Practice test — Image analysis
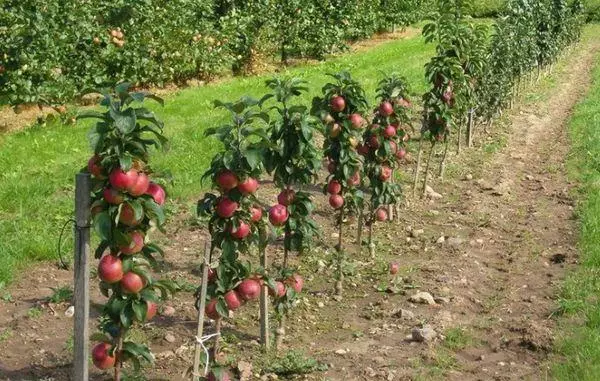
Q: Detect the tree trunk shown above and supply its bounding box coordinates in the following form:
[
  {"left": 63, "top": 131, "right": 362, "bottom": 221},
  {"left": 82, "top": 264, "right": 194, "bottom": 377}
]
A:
[
  {"left": 421, "top": 142, "right": 436, "bottom": 198},
  {"left": 335, "top": 208, "right": 344, "bottom": 297},
  {"left": 438, "top": 139, "right": 449, "bottom": 179},
  {"left": 412, "top": 138, "right": 424, "bottom": 198}
]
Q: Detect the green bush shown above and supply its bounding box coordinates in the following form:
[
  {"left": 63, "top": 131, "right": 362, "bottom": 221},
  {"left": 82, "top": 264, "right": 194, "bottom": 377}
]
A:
[{"left": 0, "top": 0, "right": 426, "bottom": 107}]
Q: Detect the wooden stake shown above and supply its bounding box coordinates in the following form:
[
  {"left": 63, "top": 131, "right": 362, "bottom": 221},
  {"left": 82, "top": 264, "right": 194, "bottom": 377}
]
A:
[
  {"left": 259, "top": 243, "right": 269, "bottom": 350},
  {"left": 335, "top": 208, "right": 344, "bottom": 297},
  {"left": 467, "top": 109, "right": 474, "bottom": 148},
  {"left": 192, "top": 242, "right": 211, "bottom": 381},
  {"left": 412, "top": 138, "right": 424, "bottom": 198},
  {"left": 356, "top": 207, "right": 363, "bottom": 251},
  {"left": 73, "top": 173, "right": 91, "bottom": 381}
]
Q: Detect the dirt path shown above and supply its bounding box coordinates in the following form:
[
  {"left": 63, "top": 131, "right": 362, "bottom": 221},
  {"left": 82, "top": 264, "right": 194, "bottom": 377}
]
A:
[{"left": 0, "top": 37, "right": 598, "bottom": 381}]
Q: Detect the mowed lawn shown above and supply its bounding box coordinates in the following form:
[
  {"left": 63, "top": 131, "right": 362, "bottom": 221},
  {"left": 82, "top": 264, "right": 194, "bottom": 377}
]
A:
[{"left": 0, "top": 31, "right": 434, "bottom": 284}]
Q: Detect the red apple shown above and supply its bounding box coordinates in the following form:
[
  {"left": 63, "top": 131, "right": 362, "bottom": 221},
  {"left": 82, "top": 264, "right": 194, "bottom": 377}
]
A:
[
  {"left": 389, "top": 262, "right": 399, "bottom": 275},
  {"left": 128, "top": 172, "right": 150, "bottom": 196},
  {"left": 237, "top": 279, "right": 261, "bottom": 300},
  {"left": 357, "top": 143, "right": 370, "bottom": 156},
  {"left": 348, "top": 171, "right": 361, "bottom": 187},
  {"left": 269, "top": 204, "right": 289, "bottom": 226},
  {"left": 146, "top": 301, "right": 157, "bottom": 321},
  {"left": 329, "top": 123, "right": 341, "bottom": 138},
  {"left": 396, "top": 147, "right": 407, "bottom": 160},
  {"left": 330, "top": 95, "right": 345, "bottom": 112},
  {"left": 368, "top": 135, "right": 380, "bottom": 149},
  {"left": 277, "top": 189, "right": 295, "bottom": 206},
  {"left": 383, "top": 125, "right": 396, "bottom": 138},
  {"left": 98, "top": 254, "right": 123, "bottom": 284},
  {"left": 224, "top": 290, "right": 243, "bottom": 311},
  {"left": 349, "top": 113, "right": 364, "bottom": 129},
  {"left": 376, "top": 208, "right": 388, "bottom": 222},
  {"left": 109, "top": 168, "right": 138, "bottom": 191},
  {"left": 329, "top": 194, "right": 344, "bottom": 209},
  {"left": 250, "top": 206, "right": 263, "bottom": 222},
  {"left": 120, "top": 230, "right": 145, "bottom": 255},
  {"left": 103, "top": 187, "right": 124, "bottom": 205},
  {"left": 216, "top": 170, "right": 238, "bottom": 191},
  {"left": 119, "top": 203, "right": 142, "bottom": 226},
  {"left": 120, "top": 272, "right": 144, "bottom": 294},
  {"left": 379, "top": 101, "right": 394, "bottom": 117},
  {"left": 145, "top": 182, "right": 166, "bottom": 205},
  {"left": 92, "top": 342, "right": 115, "bottom": 369},
  {"left": 327, "top": 180, "right": 342, "bottom": 195},
  {"left": 269, "top": 281, "right": 287, "bottom": 298},
  {"left": 216, "top": 197, "right": 238, "bottom": 218},
  {"left": 230, "top": 221, "right": 251, "bottom": 240},
  {"left": 205, "top": 298, "right": 220, "bottom": 320},
  {"left": 389, "top": 140, "right": 398, "bottom": 154},
  {"left": 286, "top": 274, "right": 304, "bottom": 293},
  {"left": 87, "top": 155, "right": 105, "bottom": 178},
  {"left": 238, "top": 177, "right": 258, "bottom": 195},
  {"left": 379, "top": 166, "right": 392, "bottom": 181}
]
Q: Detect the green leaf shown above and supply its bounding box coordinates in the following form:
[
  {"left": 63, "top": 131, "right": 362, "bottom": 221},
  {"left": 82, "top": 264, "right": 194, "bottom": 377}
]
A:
[
  {"left": 93, "top": 212, "right": 112, "bottom": 241},
  {"left": 111, "top": 108, "right": 137, "bottom": 134},
  {"left": 132, "top": 300, "right": 147, "bottom": 322},
  {"left": 142, "top": 199, "right": 166, "bottom": 226}
]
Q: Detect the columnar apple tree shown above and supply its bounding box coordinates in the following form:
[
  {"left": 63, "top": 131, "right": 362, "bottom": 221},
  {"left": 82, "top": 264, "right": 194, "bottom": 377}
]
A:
[
  {"left": 416, "top": 0, "right": 468, "bottom": 193},
  {"left": 81, "top": 84, "right": 176, "bottom": 379},
  {"left": 197, "top": 97, "right": 271, "bottom": 362},
  {"left": 262, "top": 77, "right": 321, "bottom": 347},
  {"left": 312, "top": 71, "right": 368, "bottom": 297},
  {"left": 360, "top": 74, "right": 408, "bottom": 256}
]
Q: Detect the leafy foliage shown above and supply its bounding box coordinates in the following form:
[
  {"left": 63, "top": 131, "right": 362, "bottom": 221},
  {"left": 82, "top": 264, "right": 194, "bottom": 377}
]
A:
[
  {"left": 0, "top": 0, "right": 425, "bottom": 107},
  {"left": 84, "top": 84, "right": 176, "bottom": 372}
]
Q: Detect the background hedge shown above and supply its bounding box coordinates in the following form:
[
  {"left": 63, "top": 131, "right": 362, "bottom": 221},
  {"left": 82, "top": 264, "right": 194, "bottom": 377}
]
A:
[{"left": 0, "top": 0, "right": 427, "bottom": 107}]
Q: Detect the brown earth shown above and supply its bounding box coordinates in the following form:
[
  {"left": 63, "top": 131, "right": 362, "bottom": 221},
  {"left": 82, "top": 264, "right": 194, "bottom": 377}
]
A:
[{"left": 0, "top": 35, "right": 599, "bottom": 381}]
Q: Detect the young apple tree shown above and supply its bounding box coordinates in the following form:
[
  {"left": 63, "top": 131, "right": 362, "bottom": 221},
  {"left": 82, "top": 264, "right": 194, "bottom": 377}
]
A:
[
  {"left": 197, "top": 96, "right": 272, "bottom": 367},
  {"left": 80, "top": 83, "right": 176, "bottom": 380},
  {"left": 262, "top": 77, "right": 321, "bottom": 348},
  {"left": 311, "top": 71, "right": 368, "bottom": 297}
]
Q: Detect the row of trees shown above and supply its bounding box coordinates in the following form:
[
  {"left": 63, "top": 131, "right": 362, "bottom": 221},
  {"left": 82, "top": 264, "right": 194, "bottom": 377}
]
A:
[
  {"left": 81, "top": 0, "right": 586, "bottom": 379},
  {"left": 0, "top": 0, "right": 428, "bottom": 107},
  {"left": 413, "top": 0, "right": 585, "bottom": 194}
]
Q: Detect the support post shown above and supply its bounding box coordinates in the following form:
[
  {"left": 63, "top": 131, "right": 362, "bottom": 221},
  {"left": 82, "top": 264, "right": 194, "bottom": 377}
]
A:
[
  {"left": 193, "top": 242, "right": 211, "bottom": 381},
  {"left": 73, "top": 173, "right": 91, "bottom": 381}
]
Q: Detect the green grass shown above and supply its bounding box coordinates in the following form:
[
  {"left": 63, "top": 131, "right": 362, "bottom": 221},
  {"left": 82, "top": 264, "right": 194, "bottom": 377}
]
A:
[
  {"left": 552, "top": 41, "right": 600, "bottom": 380},
  {"left": 0, "top": 30, "right": 434, "bottom": 284}
]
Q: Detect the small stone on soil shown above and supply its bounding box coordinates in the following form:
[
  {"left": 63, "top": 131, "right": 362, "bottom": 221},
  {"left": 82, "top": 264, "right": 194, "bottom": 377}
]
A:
[
  {"left": 161, "top": 305, "right": 176, "bottom": 316},
  {"left": 164, "top": 333, "right": 176, "bottom": 343},
  {"left": 64, "top": 305, "right": 74, "bottom": 318},
  {"left": 436, "top": 236, "right": 446, "bottom": 244},
  {"left": 409, "top": 291, "right": 436, "bottom": 305},
  {"left": 335, "top": 349, "right": 348, "bottom": 355},
  {"left": 411, "top": 325, "right": 437, "bottom": 342}
]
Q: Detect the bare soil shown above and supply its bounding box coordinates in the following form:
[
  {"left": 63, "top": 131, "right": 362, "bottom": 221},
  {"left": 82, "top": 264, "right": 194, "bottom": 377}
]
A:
[{"left": 0, "top": 37, "right": 599, "bottom": 381}]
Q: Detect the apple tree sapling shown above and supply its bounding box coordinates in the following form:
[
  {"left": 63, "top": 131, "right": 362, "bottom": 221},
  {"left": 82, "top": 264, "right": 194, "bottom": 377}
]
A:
[
  {"left": 311, "top": 71, "right": 368, "bottom": 297},
  {"left": 79, "top": 83, "right": 177, "bottom": 380},
  {"left": 360, "top": 74, "right": 407, "bottom": 256},
  {"left": 197, "top": 96, "right": 271, "bottom": 363},
  {"left": 262, "top": 77, "right": 322, "bottom": 348}
]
